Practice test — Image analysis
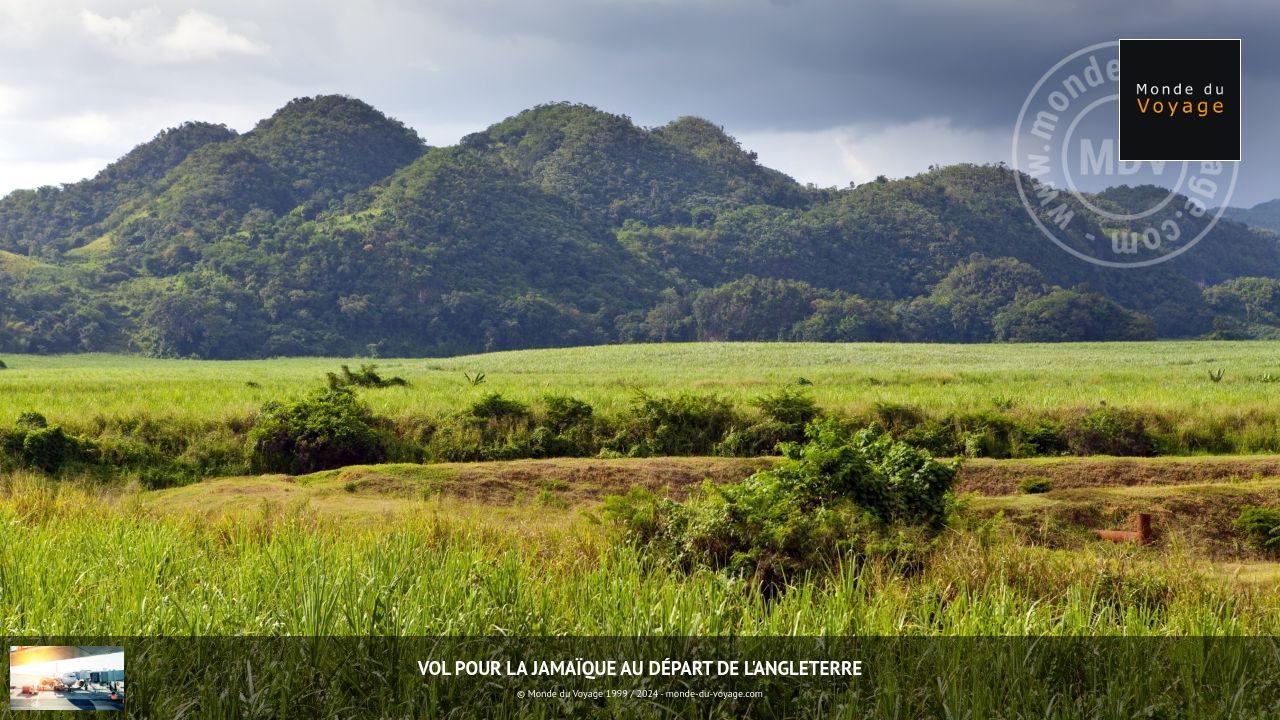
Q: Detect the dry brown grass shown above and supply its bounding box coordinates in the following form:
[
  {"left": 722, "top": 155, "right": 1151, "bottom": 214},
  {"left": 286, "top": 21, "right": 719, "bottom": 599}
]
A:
[
  {"left": 958, "top": 455, "right": 1280, "bottom": 494},
  {"left": 969, "top": 477, "right": 1280, "bottom": 561},
  {"left": 142, "top": 456, "right": 779, "bottom": 520}
]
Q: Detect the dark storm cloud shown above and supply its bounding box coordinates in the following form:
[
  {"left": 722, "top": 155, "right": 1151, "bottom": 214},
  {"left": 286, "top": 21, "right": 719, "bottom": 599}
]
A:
[
  {"left": 406, "top": 0, "right": 1280, "bottom": 130},
  {"left": 1, "top": 0, "right": 1276, "bottom": 203}
]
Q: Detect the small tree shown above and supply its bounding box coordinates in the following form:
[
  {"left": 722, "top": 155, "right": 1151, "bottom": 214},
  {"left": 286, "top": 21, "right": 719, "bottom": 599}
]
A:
[
  {"left": 605, "top": 420, "right": 959, "bottom": 592},
  {"left": 249, "top": 389, "right": 389, "bottom": 474}
]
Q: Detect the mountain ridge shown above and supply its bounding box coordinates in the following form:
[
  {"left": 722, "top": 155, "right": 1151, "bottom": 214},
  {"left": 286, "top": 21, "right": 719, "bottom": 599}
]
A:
[
  {"left": 1222, "top": 198, "right": 1280, "bottom": 234},
  {"left": 1, "top": 95, "right": 1278, "bottom": 357}
]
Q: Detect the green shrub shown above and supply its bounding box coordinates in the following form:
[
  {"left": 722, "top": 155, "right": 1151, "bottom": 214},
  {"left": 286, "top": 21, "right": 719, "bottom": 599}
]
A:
[
  {"left": 1, "top": 413, "right": 98, "bottom": 475},
  {"left": 422, "top": 394, "right": 540, "bottom": 462},
  {"left": 249, "top": 389, "right": 390, "bottom": 474},
  {"left": 16, "top": 411, "right": 47, "bottom": 430},
  {"left": 91, "top": 435, "right": 198, "bottom": 488},
  {"left": 1019, "top": 476, "right": 1053, "bottom": 494},
  {"left": 1017, "top": 418, "right": 1067, "bottom": 456},
  {"left": 607, "top": 392, "right": 740, "bottom": 457},
  {"left": 948, "top": 413, "right": 1012, "bottom": 459},
  {"left": 752, "top": 387, "right": 819, "bottom": 427},
  {"left": 21, "top": 425, "right": 94, "bottom": 474},
  {"left": 489, "top": 425, "right": 572, "bottom": 460},
  {"left": 0, "top": 359, "right": 7, "bottom": 369},
  {"left": 542, "top": 395, "right": 593, "bottom": 433},
  {"left": 717, "top": 387, "right": 822, "bottom": 455},
  {"left": 900, "top": 421, "right": 960, "bottom": 456},
  {"left": 604, "top": 420, "right": 959, "bottom": 592},
  {"left": 468, "top": 393, "right": 531, "bottom": 422},
  {"left": 896, "top": 413, "right": 1067, "bottom": 459},
  {"left": 1065, "top": 406, "right": 1155, "bottom": 456},
  {"left": 872, "top": 402, "right": 925, "bottom": 433},
  {"left": 0, "top": 427, "right": 24, "bottom": 464},
  {"left": 423, "top": 423, "right": 488, "bottom": 462},
  {"left": 1234, "top": 506, "right": 1280, "bottom": 555},
  {"left": 326, "top": 364, "right": 408, "bottom": 390},
  {"left": 716, "top": 419, "right": 796, "bottom": 457}
]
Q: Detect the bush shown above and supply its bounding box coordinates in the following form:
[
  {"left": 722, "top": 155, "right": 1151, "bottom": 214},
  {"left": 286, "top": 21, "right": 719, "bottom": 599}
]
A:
[
  {"left": 326, "top": 364, "right": 408, "bottom": 390},
  {"left": 1, "top": 412, "right": 96, "bottom": 474},
  {"left": 872, "top": 402, "right": 925, "bottom": 434},
  {"left": 249, "top": 389, "right": 390, "bottom": 474},
  {"left": 1017, "top": 418, "right": 1067, "bottom": 456},
  {"left": 0, "top": 359, "right": 7, "bottom": 369},
  {"left": 468, "top": 393, "right": 531, "bottom": 422},
  {"left": 1064, "top": 406, "right": 1155, "bottom": 456},
  {"left": 427, "top": 396, "right": 599, "bottom": 463},
  {"left": 1234, "top": 506, "right": 1280, "bottom": 555},
  {"left": 541, "top": 396, "right": 600, "bottom": 457},
  {"left": 900, "top": 421, "right": 960, "bottom": 456},
  {"left": 604, "top": 420, "right": 959, "bottom": 592},
  {"left": 0, "top": 428, "right": 23, "bottom": 464},
  {"left": 716, "top": 419, "right": 796, "bottom": 457},
  {"left": 718, "top": 387, "right": 821, "bottom": 455},
  {"left": 607, "top": 392, "right": 740, "bottom": 457},
  {"left": 752, "top": 387, "right": 819, "bottom": 428},
  {"left": 21, "top": 426, "right": 95, "bottom": 474},
  {"left": 1019, "top": 476, "right": 1053, "bottom": 494},
  {"left": 542, "top": 395, "right": 593, "bottom": 434},
  {"left": 16, "top": 411, "right": 47, "bottom": 430},
  {"left": 420, "top": 394, "right": 539, "bottom": 462},
  {"left": 952, "top": 411, "right": 1018, "bottom": 458}
]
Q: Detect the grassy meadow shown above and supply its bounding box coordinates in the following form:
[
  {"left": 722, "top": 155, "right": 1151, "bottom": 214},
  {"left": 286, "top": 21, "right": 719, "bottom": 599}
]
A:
[
  {"left": 3, "top": 471, "right": 1278, "bottom": 638},
  {"left": 2, "top": 342, "right": 1279, "bottom": 646},
  {"left": 4, "top": 341, "right": 1280, "bottom": 428},
  {"left": 9, "top": 468, "right": 1278, "bottom": 717}
]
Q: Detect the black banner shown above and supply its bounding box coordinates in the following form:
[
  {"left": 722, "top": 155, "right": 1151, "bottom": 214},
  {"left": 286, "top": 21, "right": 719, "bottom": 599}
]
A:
[{"left": 5, "top": 636, "right": 1280, "bottom": 718}]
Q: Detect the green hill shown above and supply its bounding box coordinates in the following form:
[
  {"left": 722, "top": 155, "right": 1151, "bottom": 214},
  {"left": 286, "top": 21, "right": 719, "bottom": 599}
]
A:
[
  {"left": 0, "top": 121, "right": 236, "bottom": 255},
  {"left": 2, "top": 96, "right": 1279, "bottom": 357},
  {"left": 466, "top": 104, "right": 813, "bottom": 225}
]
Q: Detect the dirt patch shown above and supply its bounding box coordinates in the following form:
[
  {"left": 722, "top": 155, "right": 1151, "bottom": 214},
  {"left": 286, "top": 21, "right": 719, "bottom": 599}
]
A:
[
  {"left": 959, "top": 456, "right": 1280, "bottom": 495},
  {"left": 433, "top": 456, "right": 779, "bottom": 505},
  {"left": 289, "top": 456, "right": 780, "bottom": 506}
]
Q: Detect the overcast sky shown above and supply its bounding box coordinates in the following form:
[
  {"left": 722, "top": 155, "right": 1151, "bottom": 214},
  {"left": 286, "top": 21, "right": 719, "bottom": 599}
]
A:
[{"left": 1, "top": 0, "right": 1277, "bottom": 206}]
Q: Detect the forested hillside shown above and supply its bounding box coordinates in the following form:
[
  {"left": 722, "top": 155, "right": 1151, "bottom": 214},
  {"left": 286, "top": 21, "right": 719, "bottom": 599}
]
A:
[{"left": 2, "top": 96, "right": 1278, "bottom": 357}]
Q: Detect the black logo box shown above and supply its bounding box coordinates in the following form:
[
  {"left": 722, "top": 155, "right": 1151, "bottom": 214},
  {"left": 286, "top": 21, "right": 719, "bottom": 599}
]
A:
[{"left": 1119, "top": 39, "right": 1241, "bottom": 162}]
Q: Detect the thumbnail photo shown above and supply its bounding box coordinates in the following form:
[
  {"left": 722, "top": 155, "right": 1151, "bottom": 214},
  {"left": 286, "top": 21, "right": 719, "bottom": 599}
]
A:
[{"left": 9, "top": 646, "right": 124, "bottom": 712}]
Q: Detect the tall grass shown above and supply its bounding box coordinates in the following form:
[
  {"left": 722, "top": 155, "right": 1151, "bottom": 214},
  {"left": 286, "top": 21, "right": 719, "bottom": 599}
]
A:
[
  {"left": 3, "top": 474, "right": 1276, "bottom": 637},
  {"left": 6, "top": 343, "right": 1280, "bottom": 465},
  {"left": 2, "top": 341, "right": 1280, "bottom": 425}
]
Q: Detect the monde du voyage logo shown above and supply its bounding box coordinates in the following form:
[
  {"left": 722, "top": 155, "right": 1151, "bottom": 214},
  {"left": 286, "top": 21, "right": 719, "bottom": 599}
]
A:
[{"left": 1013, "top": 39, "right": 1241, "bottom": 268}]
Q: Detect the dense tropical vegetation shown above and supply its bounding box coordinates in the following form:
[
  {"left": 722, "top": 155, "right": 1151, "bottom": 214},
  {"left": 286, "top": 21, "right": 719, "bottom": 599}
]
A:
[{"left": 3, "top": 96, "right": 1280, "bottom": 357}]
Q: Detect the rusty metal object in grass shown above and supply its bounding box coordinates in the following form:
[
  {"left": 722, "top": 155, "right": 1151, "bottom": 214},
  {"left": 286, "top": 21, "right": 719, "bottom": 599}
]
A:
[{"left": 1097, "top": 513, "right": 1153, "bottom": 545}]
